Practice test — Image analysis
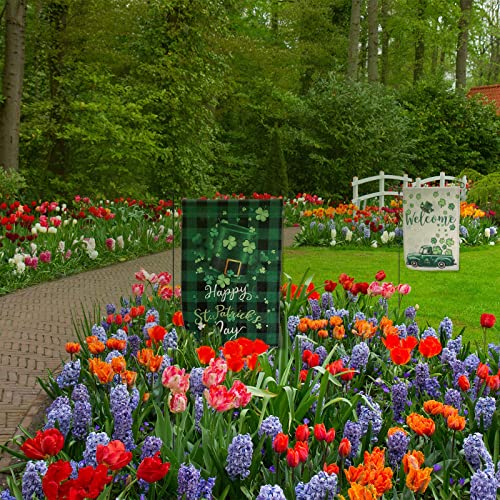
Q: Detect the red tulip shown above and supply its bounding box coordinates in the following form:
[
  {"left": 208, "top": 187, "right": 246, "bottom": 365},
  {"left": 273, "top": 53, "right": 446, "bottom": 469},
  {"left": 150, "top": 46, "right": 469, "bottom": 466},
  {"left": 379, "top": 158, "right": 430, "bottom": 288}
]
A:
[
  {"left": 324, "top": 280, "right": 337, "bottom": 292},
  {"left": 375, "top": 270, "right": 386, "bottom": 281},
  {"left": 480, "top": 313, "right": 496, "bottom": 329},
  {"left": 96, "top": 440, "right": 132, "bottom": 470},
  {"left": 295, "top": 424, "right": 310, "bottom": 442},
  {"left": 418, "top": 337, "right": 442, "bottom": 358},
  {"left": 286, "top": 448, "right": 300, "bottom": 468},
  {"left": 314, "top": 423, "right": 327, "bottom": 441},
  {"left": 294, "top": 441, "right": 309, "bottom": 463},
  {"left": 21, "top": 428, "right": 64, "bottom": 460},
  {"left": 136, "top": 452, "right": 170, "bottom": 483},
  {"left": 338, "top": 438, "right": 351, "bottom": 458},
  {"left": 458, "top": 375, "right": 470, "bottom": 391},
  {"left": 272, "top": 433, "right": 289, "bottom": 454}
]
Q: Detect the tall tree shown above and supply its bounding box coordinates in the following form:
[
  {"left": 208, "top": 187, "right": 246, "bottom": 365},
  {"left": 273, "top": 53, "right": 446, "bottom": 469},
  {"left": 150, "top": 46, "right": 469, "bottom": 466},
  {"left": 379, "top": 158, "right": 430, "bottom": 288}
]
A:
[
  {"left": 347, "top": 0, "right": 362, "bottom": 80},
  {"left": 380, "top": 0, "right": 390, "bottom": 84},
  {"left": 456, "top": 0, "right": 473, "bottom": 89},
  {"left": 0, "top": 0, "right": 27, "bottom": 171},
  {"left": 367, "top": 0, "right": 378, "bottom": 82},
  {"left": 413, "top": 0, "right": 426, "bottom": 83}
]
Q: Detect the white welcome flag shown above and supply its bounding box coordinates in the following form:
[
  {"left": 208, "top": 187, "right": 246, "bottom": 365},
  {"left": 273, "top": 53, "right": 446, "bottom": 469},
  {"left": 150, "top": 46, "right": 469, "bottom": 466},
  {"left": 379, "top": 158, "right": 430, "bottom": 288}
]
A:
[{"left": 403, "top": 187, "right": 460, "bottom": 271}]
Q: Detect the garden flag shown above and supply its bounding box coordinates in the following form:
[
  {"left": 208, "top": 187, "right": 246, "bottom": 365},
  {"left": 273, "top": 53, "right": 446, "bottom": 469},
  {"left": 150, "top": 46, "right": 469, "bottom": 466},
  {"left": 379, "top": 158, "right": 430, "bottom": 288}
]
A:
[
  {"left": 181, "top": 199, "right": 283, "bottom": 344},
  {"left": 403, "top": 187, "right": 460, "bottom": 271}
]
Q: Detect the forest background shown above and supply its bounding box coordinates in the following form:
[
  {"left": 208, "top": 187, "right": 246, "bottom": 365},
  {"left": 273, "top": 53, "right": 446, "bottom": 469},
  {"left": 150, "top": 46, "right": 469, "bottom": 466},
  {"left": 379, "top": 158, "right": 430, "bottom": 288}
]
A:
[{"left": 0, "top": 0, "right": 499, "bottom": 202}]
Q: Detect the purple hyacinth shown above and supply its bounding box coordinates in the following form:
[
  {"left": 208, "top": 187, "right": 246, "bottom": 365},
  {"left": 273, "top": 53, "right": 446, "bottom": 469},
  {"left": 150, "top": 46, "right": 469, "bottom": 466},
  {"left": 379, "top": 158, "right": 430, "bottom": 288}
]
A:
[
  {"left": 321, "top": 292, "right": 334, "bottom": 311},
  {"left": 388, "top": 431, "right": 410, "bottom": 468},
  {"left": 177, "top": 463, "right": 200, "bottom": 500},
  {"left": 110, "top": 384, "right": 135, "bottom": 450},
  {"left": 130, "top": 387, "right": 140, "bottom": 411},
  {"left": 309, "top": 299, "right": 321, "bottom": 320},
  {"left": 413, "top": 362, "right": 430, "bottom": 394},
  {"left": 163, "top": 328, "right": 178, "bottom": 350},
  {"left": 106, "top": 304, "right": 116, "bottom": 315},
  {"left": 21, "top": 460, "right": 47, "bottom": 500},
  {"left": 56, "top": 359, "right": 81, "bottom": 389},
  {"left": 475, "top": 397, "right": 497, "bottom": 429},
  {"left": 105, "top": 350, "right": 125, "bottom": 363},
  {"left": 406, "top": 322, "right": 419, "bottom": 337},
  {"left": 463, "top": 433, "right": 493, "bottom": 470},
  {"left": 425, "top": 377, "right": 442, "bottom": 399},
  {"left": 0, "top": 489, "right": 16, "bottom": 500},
  {"left": 190, "top": 367, "right": 205, "bottom": 396},
  {"left": 446, "top": 335, "right": 462, "bottom": 355},
  {"left": 197, "top": 477, "right": 215, "bottom": 499},
  {"left": 465, "top": 354, "right": 480, "bottom": 373},
  {"left": 392, "top": 382, "right": 409, "bottom": 422},
  {"left": 350, "top": 342, "right": 370, "bottom": 371},
  {"left": 82, "top": 432, "right": 110, "bottom": 466},
  {"left": 92, "top": 324, "right": 107, "bottom": 342},
  {"left": 256, "top": 484, "right": 286, "bottom": 500},
  {"left": 421, "top": 327, "right": 437, "bottom": 339},
  {"left": 127, "top": 335, "right": 141, "bottom": 357},
  {"left": 295, "top": 471, "right": 338, "bottom": 500},
  {"left": 444, "top": 389, "right": 462, "bottom": 411},
  {"left": 315, "top": 346, "right": 328, "bottom": 365},
  {"left": 396, "top": 324, "right": 407, "bottom": 338},
  {"left": 287, "top": 315, "right": 300, "bottom": 338},
  {"left": 358, "top": 396, "right": 382, "bottom": 439},
  {"left": 141, "top": 436, "right": 163, "bottom": 460},
  {"left": 439, "top": 317, "right": 453, "bottom": 339},
  {"left": 113, "top": 328, "right": 128, "bottom": 341},
  {"left": 440, "top": 348, "right": 456, "bottom": 365},
  {"left": 44, "top": 396, "right": 72, "bottom": 437},
  {"left": 343, "top": 420, "right": 362, "bottom": 457},
  {"left": 71, "top": 384, "right": 92, "bottom": 440},
  {"left": 470, "top": 468, "right": 498, "bottom": 500},
  {"left": 404, "top": 306, "right": 416, "bottom": 320},
  {"left": 225, "top": 434, "right": 253, "bottom": 480},
  {"left": 194, "top": 395, "right": 204, "bottom": 431},
  {"left": 258, "top": 415, "right": 283, "bottom": 441}
]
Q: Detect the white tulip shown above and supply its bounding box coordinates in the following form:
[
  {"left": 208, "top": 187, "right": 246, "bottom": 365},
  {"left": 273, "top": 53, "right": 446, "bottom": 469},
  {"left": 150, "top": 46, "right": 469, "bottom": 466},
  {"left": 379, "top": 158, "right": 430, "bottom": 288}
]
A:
[
  {"left": 48, "top": 227, "right": 57, "bottom": 234},
  {"left": 88, "top": 250, "right": 98, "bottom": 260}
]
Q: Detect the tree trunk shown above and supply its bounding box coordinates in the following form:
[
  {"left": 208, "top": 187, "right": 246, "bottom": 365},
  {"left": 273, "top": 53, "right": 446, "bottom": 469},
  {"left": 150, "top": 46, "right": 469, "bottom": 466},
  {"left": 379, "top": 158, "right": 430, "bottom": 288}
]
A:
[
  {"left": 347, "top": 0, "right": 362, "bottom": 80},
  {"left": 380, "top": 0, "right": 390, "bottom": 85},
  {"left": 0, "top": 0, "right": 27, "bottom": 172},
  {"left": 413, "top": 0, "right": 425, "bottom": 84},
  {"left": 455, "top": 0, "right": 472, "bottom": 90},
  {"left": 367, "top": 0, "right": 378, "bottom": 82}
]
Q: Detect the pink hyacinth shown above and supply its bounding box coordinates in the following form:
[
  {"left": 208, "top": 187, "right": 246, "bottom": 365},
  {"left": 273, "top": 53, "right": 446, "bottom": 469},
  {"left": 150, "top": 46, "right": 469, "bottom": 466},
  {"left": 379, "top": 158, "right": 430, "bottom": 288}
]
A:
[{"left": 39, "top": 250, "right": 52, "bottom": 264}]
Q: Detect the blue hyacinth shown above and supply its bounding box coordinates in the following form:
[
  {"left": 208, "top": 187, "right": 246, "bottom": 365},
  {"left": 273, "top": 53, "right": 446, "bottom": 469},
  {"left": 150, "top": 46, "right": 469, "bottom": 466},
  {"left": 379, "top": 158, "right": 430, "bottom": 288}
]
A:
[
  {"left": 475, "top": 397, "right": 497, "bottom": 429},
  {"left": 177, "top": 463, "right": 201, "bottom": 500},
  {"left": 388, "top": 431, "right": 410, "bottom": 468},
  {"left": 71, "top": 384, "right": 92, "bottom": 440},
  {"left": 82, "top": 432, "right": 110, "bottom": 466},
  {"left": 350, "top": 342, "right": 370, "bottom": 371},
  {"left": 21, "top": 460, "right": 47, "bottom": 500},
  {"left": 225, "top": 434, "right": 253, "bottom": 480},
  {"left": 44, "top": 396, "right": 72, "bottom": 437},
  {"left": 56, "top": 359, "right": 81, "bottom": 389},
  {"left": 256, "top": 484, "right": 287, "bottom": 500},
  {"left": 259, "top": 415, "right": 283, "bottom": 441},
  {"left": 463, "top": 433, "right": 493, "bottom": 471},
  {"left": 470, "top": 468, "right": 498, "bottom": 500},
  {"left": 392, "top": 382, "right": 409, "bottom": 423},
  {"left": 110, "top": 384, "right": 135, "bottom": 450},
  {"left": 343, "top": 420, "right": 362, "bottom": 457},
  {"left": 141, "top": 436, "right": 163, "bottom": 460}
]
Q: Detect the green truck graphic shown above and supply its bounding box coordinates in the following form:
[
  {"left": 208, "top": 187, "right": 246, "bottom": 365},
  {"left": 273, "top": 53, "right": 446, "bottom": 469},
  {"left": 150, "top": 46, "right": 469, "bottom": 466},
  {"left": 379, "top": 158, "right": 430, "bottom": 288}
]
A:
[{"left": 406, "top": 245, "right": 455, "bottom": 269}]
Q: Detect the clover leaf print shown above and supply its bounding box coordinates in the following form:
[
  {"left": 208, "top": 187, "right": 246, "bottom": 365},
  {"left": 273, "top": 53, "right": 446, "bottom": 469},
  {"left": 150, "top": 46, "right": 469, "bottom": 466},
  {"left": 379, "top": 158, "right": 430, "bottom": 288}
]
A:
[
  {"left": 223, "top": 235, "right": 237, "bottom": 250},
  {"left": 255, "top": 207, "right": 269, "bottom": 222},
  {"left": 243, "top": 240, "right": 256, "bottom": 254},
  {"left": 204, "top": 274, "right": 215, "bottom": 285},
  {"left": 209, "top": 228, "right": 218, "bottom": 238},
  {"left": 217, "top": 274, "right": 230, "bottom": 288}
]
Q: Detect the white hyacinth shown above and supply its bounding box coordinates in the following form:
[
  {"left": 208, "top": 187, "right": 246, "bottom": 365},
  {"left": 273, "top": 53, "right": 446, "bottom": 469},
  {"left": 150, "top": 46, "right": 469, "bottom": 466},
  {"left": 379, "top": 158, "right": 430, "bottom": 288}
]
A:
[
  {"left": 381, "top": 231, "right": 389, "bottom": 244},
  {"left": 88, "top": 250, "right": 98, "bottom": 260},
  {"left": 331, "top": 229, "right": 337, "bottom": 239},
  {"left": 484, "top": 228, "right": 491, "bottom": 238},
  {"left": 345, "top": 229, "right": 353, "bottom": 242},
  {"left": 116, "top": 236, "right": 124, "bottom": 249}
]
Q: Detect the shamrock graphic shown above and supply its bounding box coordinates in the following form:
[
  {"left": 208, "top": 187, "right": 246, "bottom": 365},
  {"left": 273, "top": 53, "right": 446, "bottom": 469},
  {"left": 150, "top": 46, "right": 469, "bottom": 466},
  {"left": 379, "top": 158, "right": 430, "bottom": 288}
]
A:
[
  {"left": 255, "top": 207, "right": 269, "bottom": 222},
  {"left": 217, "top": 274, "right": 230, "bottom": 288},
  {"left": 223, "top": 235, "right": 237, "bottom": 250},
  {"left": 204, "top": 274, "right": 215, "bottom": 285},
  {"left": 243, "top": 240, "right": 256, "bottom": 254}
]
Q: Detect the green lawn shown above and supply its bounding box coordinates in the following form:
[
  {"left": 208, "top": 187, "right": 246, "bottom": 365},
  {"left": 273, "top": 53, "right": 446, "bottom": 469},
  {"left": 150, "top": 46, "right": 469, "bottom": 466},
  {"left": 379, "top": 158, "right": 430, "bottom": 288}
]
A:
[{"left": 283, "top": 244, "right": 500, "bottom": 345}]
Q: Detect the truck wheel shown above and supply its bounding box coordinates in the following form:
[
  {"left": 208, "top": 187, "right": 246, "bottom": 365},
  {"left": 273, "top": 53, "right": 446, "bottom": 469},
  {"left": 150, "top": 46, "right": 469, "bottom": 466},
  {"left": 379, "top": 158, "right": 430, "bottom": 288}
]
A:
[
  {"left": 437, "top": 261, "right": 446, "bottom": 269},
  {"left": 411, "top": 260, "right": 418, "bottom": 268}
]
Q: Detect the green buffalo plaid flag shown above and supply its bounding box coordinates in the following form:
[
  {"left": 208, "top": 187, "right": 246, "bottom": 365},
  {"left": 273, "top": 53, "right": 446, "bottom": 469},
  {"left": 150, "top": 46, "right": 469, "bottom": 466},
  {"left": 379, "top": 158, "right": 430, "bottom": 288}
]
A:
[{"left": 181, "top": 199, "right": 283, "bottom": 345}]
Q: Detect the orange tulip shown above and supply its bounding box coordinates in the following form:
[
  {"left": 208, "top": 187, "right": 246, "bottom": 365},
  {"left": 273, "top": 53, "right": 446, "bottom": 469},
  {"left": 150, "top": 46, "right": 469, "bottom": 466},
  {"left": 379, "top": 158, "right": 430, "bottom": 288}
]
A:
[
  {"left": 447, "top": 414, "right": 466, "bottom": 431},
  {"left": 120, "top": 370, "right": 137, "bottom": 387},
  {"left": 148, "top": 355, "right": 163, "bottom": 373},
  {"left": 88, "top": 341, "right": 105, "bottom": 355},
  {"left": 330, "top": 316, "right": 343, "bottom": 327},
  {"left": 406, "top": 464, "right": 432, "bottom": 493},
  {"left": 406, "top": 413, "right": 435, "bottom": 436},
  {"left": 106, "top": 338, "right": 127, "bottom": 351},
  {"left": 333, "top": 325, "right": 346, "bottom": 340},
  {"left": 65, "top": 342, "right": 81, "bottom": 355},
  {"left": 111, "top": 356, "right": 126, "bottom": 374},
  {"left": 318, "top": 329, "right": 329, "bottom": 339},
  {"left": 442, "top": 405, "right": 459, "bottom": 419},
  {"left": 137, "top": 348, "right": 154, "bottom": 366},
  {"left": 347, "top": 483, "right": 378, "bottom": 500},
  {"left": 387, "top": 427, "right": 407, "bottom": 437},
  {"left": 402, "top": 451, "right": 425, "bottom": 474},
  {"left": 148, "top": 325, "right": 167, "bottom": 343},
  {"left": 89, "top": 358, "right": 114, "bottom": 384},
  {"left": 423, "top": 400, "right": 444, "bottom": 416}
]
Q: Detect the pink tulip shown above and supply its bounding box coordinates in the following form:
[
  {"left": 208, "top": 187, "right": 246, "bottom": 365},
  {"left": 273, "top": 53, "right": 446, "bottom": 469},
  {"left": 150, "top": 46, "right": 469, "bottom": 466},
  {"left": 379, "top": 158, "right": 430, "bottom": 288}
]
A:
[
  {"left": 202, "top": 358, "right": 227, "bottom": 387},
  {"left": 397, "top": 283, "right": 411, "bottom": 295},
  {"left": 132, "top": 284, "right": 144, "bottom": 296},
  {"left": 106, "top": 238, "right": 116, "bottom": 251},
  {"left": 162, "top": 366, "right": 190, "bottom": 394},
  {"left": 168, "top": 393, "right": 188, "bottom": 413}
]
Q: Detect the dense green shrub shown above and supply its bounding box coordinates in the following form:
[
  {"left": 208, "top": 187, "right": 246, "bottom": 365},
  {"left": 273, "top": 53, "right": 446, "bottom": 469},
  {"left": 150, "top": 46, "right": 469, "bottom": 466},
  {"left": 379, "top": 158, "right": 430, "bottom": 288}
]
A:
[{"left": 467, "top": 171, "right": 500, "bottom": 221}]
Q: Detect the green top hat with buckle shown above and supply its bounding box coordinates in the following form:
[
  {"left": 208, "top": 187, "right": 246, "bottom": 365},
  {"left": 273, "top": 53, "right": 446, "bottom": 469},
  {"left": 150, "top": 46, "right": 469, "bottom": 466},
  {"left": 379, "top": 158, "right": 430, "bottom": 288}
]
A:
[{"left": 210, "top": 221, "right": 257, "bottom": 277}]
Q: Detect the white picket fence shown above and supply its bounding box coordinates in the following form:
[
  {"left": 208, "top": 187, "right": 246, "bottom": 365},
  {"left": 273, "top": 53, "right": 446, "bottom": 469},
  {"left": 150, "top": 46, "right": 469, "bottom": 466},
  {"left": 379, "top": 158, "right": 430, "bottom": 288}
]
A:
[{"left": 351, "top": 171, "right": 468, "bottom": 208}]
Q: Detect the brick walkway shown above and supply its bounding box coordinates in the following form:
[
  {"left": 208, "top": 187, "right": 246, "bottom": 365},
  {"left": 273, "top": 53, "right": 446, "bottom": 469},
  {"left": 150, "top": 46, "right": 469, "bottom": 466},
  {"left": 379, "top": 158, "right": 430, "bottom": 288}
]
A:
[{"left": 0, "top": 227, "right": 299, "bottom": 468}]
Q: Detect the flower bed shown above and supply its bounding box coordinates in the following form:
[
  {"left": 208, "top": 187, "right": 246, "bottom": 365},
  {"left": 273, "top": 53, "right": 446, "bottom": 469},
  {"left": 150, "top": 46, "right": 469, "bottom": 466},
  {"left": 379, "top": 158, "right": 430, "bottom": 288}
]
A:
[
  {"left": 0, "top": 197, "right": 180, "bottom": 294},
  {"left": 1, "top": 270, "right": 498, "bottom": 499}
]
